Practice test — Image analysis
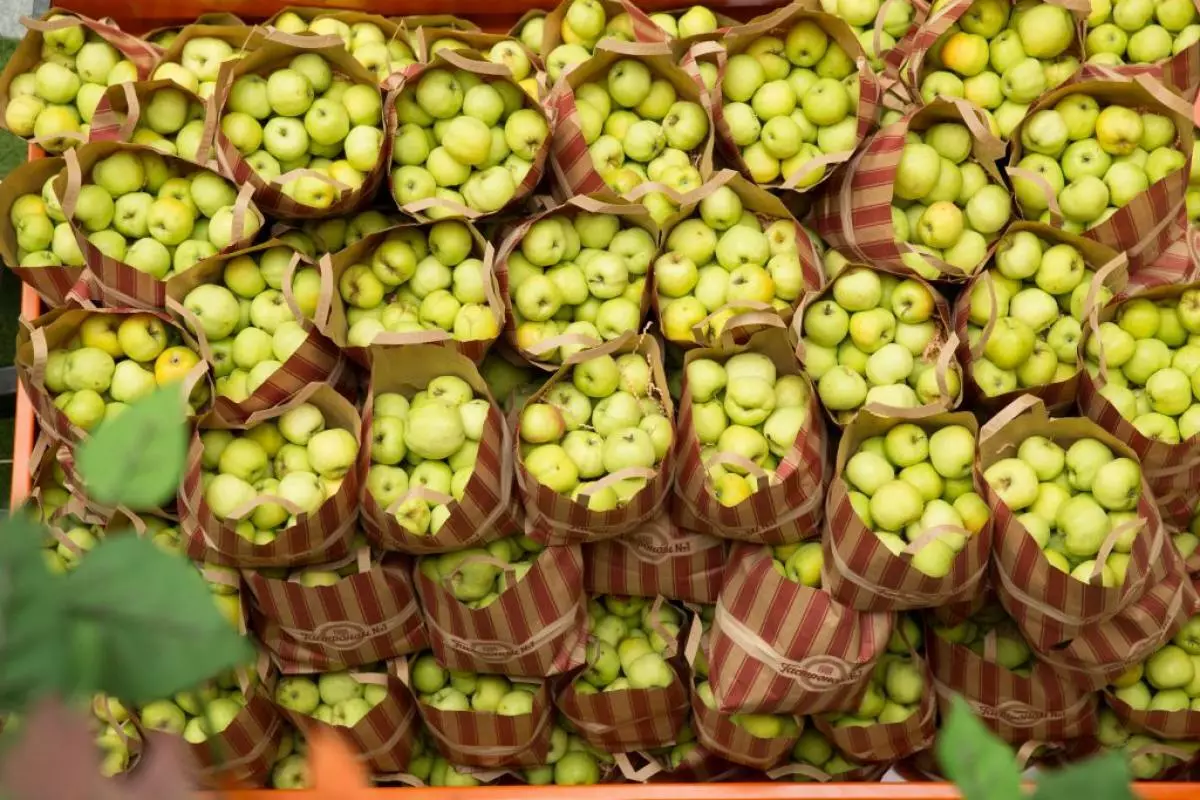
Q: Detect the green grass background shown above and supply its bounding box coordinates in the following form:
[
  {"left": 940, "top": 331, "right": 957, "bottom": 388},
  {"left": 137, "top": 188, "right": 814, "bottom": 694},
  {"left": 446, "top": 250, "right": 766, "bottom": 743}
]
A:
[{"left": 1, "top": 36, "right": 29, "bottom": 504}]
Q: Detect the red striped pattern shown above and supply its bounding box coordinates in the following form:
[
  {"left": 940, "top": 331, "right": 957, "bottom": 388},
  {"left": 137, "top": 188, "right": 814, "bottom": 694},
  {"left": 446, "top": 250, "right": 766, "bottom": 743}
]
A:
[
  {"left": 690, "top": 686, "right": 796, "bottom": 770},
  {"left": 555, "top": 658, "right": 691, "bottom": 751},
  {"left": 188, "top": 676, "right": 287, "bottom": 788},
  {"left": 1106, "top": 679, "right": 1200, "bottom": 740},
  {"left": 583, "top": 512, "right": 727, "bottom": 604}
]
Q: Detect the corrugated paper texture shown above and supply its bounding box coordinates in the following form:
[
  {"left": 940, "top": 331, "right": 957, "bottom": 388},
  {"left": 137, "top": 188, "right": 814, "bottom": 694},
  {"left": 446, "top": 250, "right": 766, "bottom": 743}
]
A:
[{"left": 584, "top": 512, "right": 727, "bottom": 604}]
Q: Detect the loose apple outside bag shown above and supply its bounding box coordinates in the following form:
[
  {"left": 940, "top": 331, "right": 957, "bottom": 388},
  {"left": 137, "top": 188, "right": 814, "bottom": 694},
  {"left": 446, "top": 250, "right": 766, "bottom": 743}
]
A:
[{"left": 0, "top": 156, "right": 85, "bottom": 307}]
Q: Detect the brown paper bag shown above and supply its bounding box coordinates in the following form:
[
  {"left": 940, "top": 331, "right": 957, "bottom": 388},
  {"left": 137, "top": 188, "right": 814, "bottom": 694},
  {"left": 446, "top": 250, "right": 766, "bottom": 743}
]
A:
[
  {"left": 537, "top": 0, "right": 646, "bottom": 68},
  {"left": 165, "top": 239, "right": 350, "bottom": 427},
  {"left": 245, "top": 550, "right": 428, "bottom": 674},
  {"left": 179, "top": 383, "right": 361, "bottom": 568},
  {"left": 1006, "top": 76, "right": 1195, "bottom": 272},
  {"left": 358, "top": 345, "right": 520, "bottom": 555},
  {"left": 210, "top": 30, "right": 390, "bottom": 219},
  {"left": 382, "top": 48, "right": 552, "bottom": 221},
  {"left": 584, "top": 512, "right": 727, "bottom": 604},
  {"left": 673, "top": 324, "right": 829, "bottom": 545},
  {"left": 1125, "top": 219, "right": 1200, "bottom": 293},
  {"left": 87, "top": 79, "right": 214, "bottom": 166},
  {"left": 309, "top": 222, "right": 503, "bottom": 369},
  {"left": 708, "top": 6, "right": 881, "bottom": 194},
  {"left": 0, "top": 155, "right": 85, "bottom": 307},
  {"left": 493, "top": 193, "right": 657, "bottom": 369},
  {"left": 822, "top": 410, "right": 990, "bottom": 611},
  {"left": 52, "top": 142, "right": 264, "bottom": 310},
  {"left": 812, "top": 98, "right": 1007, "bottom": 282},
  {"left": 1076, "top": 45, "right": 1200, "bottom": 118},
  {"left": 0, "top": 12, "right": 158, "bottom": 152},
  {"left": 614, "top": 0, "right": 741, "bottom": 47},
  {"left": 952, "top": 223, "right": 1127, "bottom": 415},
  {"left": 415, "top": 544, "right": 587, "bottom": 677},
  {"left": 515, "top": 333, "right": 676, "bottom": 546},
  {"left": 708, "top": 544, "right": 894, "bottom": 715},
  {"left": 143, "top": 14, "right": 246, "bottom": 46},
  {"left": 1078, "top": 282, "right": 1200, "bottom": 530},
  {"left": 979, "top": 395, "right": 1176, "bottom": 651},
  {"left": 1106, "top": 679, "right": 1200, "bottom": 741},
  {"left": 412, "top": 28, "right": 544, "bottom": 97}
]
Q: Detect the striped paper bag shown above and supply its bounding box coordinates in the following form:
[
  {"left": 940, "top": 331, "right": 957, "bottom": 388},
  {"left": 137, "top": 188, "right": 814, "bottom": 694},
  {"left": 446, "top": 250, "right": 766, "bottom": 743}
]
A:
[
  {"left": 358, "top": 344, "right": 521, "bottom": 555},
  {"left": 1076, "top": 42, "right": 1200, "bottom": 109},
  {"left": 87, "top": 79, "right": 214, "bottom": 166},
  {"left": 179, "top": 383, "right": 361, "bottom": 568},
  {"left": 980, "top": 396, "right": 1176, "bottom": 650},
  {"left": 584, "top": 512, "right": 727, "bottom": 604},
  {"left": 708, "top": 544, "right": 895, "bottom": 715},
  {"left": 615, "top": 0, "right": 741, "bottom": 47},
  {"left": 672, "top": 323, "right": 829, "bottom": 545},
  {"left": 414, "top": 544, "right": 588, "bottom": 678},
  {"left": 1106, "top": 660, "right": 1200, "bottom": 741},
  {"left": 0, "top": 156, "right": 83, "bottom": 307},
  {"left": 142, "top": 13, "right": 246, "bottom": 46},
  {"left": 822, "top": 410, "right": 990, "bottom": 611},
  {"left": 1125, "top": 219, "right": 1200, "bottom": 292}
]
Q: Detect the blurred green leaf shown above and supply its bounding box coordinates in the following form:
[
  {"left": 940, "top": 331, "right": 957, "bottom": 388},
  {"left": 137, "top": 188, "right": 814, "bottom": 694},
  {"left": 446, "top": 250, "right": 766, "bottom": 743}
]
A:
[
  {"left": 75, "top": 386, "right": 187, "bottom": 510},
  {"left": 64, "top": 536, "right": 252, "bottom": 704},
  {"left": 1032, "top": 751, "right": 1135, "bottom": 800},
  {"left": 937, "top": 696, "right": 1023, "bottom": 800}
]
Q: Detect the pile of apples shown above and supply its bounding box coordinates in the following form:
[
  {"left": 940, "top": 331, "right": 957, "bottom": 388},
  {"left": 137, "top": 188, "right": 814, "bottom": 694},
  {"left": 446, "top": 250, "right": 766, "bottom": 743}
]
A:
[
  {"left": 1082, "top": 292, "right": 1200, "bottom": 444},
  {"left": 696, "top": 674, "right": 800, "bottom": 739},
  {"left": 274, "top": 669, "right": 390, "bottom": 728},
  {"left": 1086, "top": 0, "right": 1199, "bottom": 66},
  {"left": 826, "top": 616, "right": 926, "bottom": 726},
  {"left": 656, "top": 185, "right": 806, "bottom": 344},
  {"left": 963, "top": 232, "right": 1100, "bottom": 396},
  {"left": 152, "top": 36, "right": 243, "bottom": 99},
  {"left": 505, "top": 211, "right": 655, "bottom": 361},
  {"left": 219, "top": 53, "right": 386, "bottom": 207},
  {"left": 417, "top": 535, "right": 544, "bottom": 607},
  {"left": 3, "top": 16, "right": 140, "bottom": 151},
  {"left": 524, "top": 720, "right": 610, "bottom": 786},
  {"left": 366, "top": 376, "right": 488, "bottom": 537},
  {"left": 1096, "top": 705, "right": 1200, "bottom": 779},
  {"left": 519, "top": 352, "right": 672, "bottom": 509},
  {"left": 200, "top": 405, "right": 359, "bottom": 542},
  {"left": 787, "top": 726, "right": 863, "bottom": 779},
  {"left": 799, "top": 267, "right": 960, "bottom": 418},
  {"left": 577, "top": 595, "right": 680, "bottom": 693},
  {"left": 299, "top": 208, "right": 399, "bottom": 254},
  {"left": 572, "top": 58, "right": 711, "bottom": 215},
  {"left": 842, "top": 423, "right": 989, "bottom": 578},
  {"left": 270, "top": 13, "right": 417, "bottom": 80},
  {"left": 769, "top": 540, "right": 824, "bottom": 586},
  {"left": 338, "top": 220, "right": 499, "bottom": 348},
  {"left": 426, "top": 37, "right": 541, "bottom": 99},
  {"left": 685, "top": 352, "right": 812, "bottom": 507},
  {"left": 140, "top": 669, "right": 251, "bottom": 744},
  {"left": 933, "top": 602, "right": 1036, "bottom": 676},
  {"left": 891, "top": 123, "right": 1014, "bottom": 277},
  {"left": 268, "top": 729, "right": 309, "bottom": 789},
  {"left": 409, "top": 651, "right": 537, "bottom": 714},
  {"left": 113, "top": 84, "right": 208, "bottom": 161},
  {"left": 821, "top": 0, "right": 918, "bottom": 70},
  {"left": 42, "top": 312, "right": 205, "bottom": 431},
  {"left": 181, "top": 247, "right": 324, "bottom": 402},
  {"left": 719, "top": 20, "right": 862, "bottom": 188},
  {"left": 984, "top": 434, "right": 1145, "bottom": 585},
  {"left": 390, "top": 65, "right": 549, "bottom": 215},
  {"left": 1108, "top": 614, "right": 1200, "bottom": 713},
  {"left": 1012, "top": 99, "right": 1185, "bottom": 231},
  {"left": 919, "top": 0, "right": 1080, "bottom": 132}
]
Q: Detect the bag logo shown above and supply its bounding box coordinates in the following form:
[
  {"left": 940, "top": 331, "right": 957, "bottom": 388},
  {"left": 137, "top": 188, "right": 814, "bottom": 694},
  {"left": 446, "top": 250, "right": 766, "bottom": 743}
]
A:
[
  {"left": 291, "top": 620, "right": 387, "bottom": 649},
  {"left": 971, "top": 699, "right": 1057, "bottom": 727},
  {"left": 779, "top": 655, "right": 863, "bottom": 690}
]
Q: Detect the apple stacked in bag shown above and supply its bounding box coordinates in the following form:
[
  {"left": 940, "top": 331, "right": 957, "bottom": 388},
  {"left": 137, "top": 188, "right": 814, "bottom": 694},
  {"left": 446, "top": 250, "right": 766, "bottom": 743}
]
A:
[
  {"left": 219, "top": 52, "right": 386, "bottom": 206},
  {"left": 141, "top": 668, "right": 255, "bottom": 744},
  {"left": 519, "top": 352, "right": 671, "bottom": 509},
  {"left": 889, "top": 122, "right": 1014, "bottom": 277},
  {"left": 506, "top": 211, "right": 656, "bottom": 359},
  {"left": 1011, "top": 98, "right": 1185, "bottom": 231},
  {"left": 427, "top": 36, "right": 542, "bottom": 99},
  {"left": 576, "top": 595, "right": 681, "bottom": 693},
  {"left": 1181, "top": 502, "right": 1200, "bottom": 561},
  {"left": 200, "top": 406, "right": 359, "bottom": 543},
  {"left": 409, "top": 651, "right": 539, "bottom": 714},
  {"left": 6, "top": 181, "right": 86, "bottom": 270},
  {"left": 984, "top": 434, "right": 1145, "bottom": 585},
  {"left": 1108, "top": 613, "right": 1200, "bottom": 713},
  {"left": 820, "top": 0, "right": 918, "bottom": 71},
  {"left": 1086, "top": 0, "right": 1199, "bottom": 66},
  {"left": 107, "top": 83, "right": 210, "bottom": 160},
  {"left": 269, "top": 14, "right": 417, "bottom": 80},
  {"left": 1082, "top": 292, "right": 1200, "bottom": 444},
  {"left": 656, "top": 186, "right": 807, "bottom": 343},
  {"left": 298, "top": 208, "right": 401, "bottom": 255},
  {"left": 3, "top": 15, "right": 140, "bottom": 151},
  {"left": 827, "top": 615, "right": 927, "bottom": 726},
  {"left": 933, "top": 601, "right": 1037, "bottom": 676},
  {"left": 770, "top": 540, "right": 825, "bottom": 586},
  {"left": 786, "top": 726, "right": 863, "bottom": 779},
  {"left": 719, "top": 19, "right": 862, "bottom": 188},
  {"left": 366, "top": 375, "right": 490, "bottom": 537},
  {"left": 153, "top": 36, "right": 247, "bottom": 99},
  {"left": 639, "top": 5, "right": 723, "bottom": 40},
  {"left": 275, "top": 668, "right": 390, "bottom": 728},
  {"left": 571, "top": 58, "right": 712, "bottom": 222},
  {"left": 40, "top": 514, "right": 103, "bottom": 573},
  {"left": 842, "top": 423, "right": 989, "bottom": 577},
  {"left": 918, "top": 0, "right": 1080, "bottom": 135},
  {"left": 390, "top": 64, "right": 549, "bottom": 216},
  {"left": 340, "top": 220, "right": 500, "bottom": 348},
  {"left": 696, "top": 674, "right": 801, "bottom": 739},
  {"left": 1097, "top": 705, "right": 1200, "bottom": 779},
  {"left": 684, "top": 352, "right": 812, "bottom": 507},
  {"left": 41, "top": 312, "right": 206, "bottom": 431},
  {"left": 648, "top": 720, "right": 703, "bottom": 772},
  {"left": 799, "top": 267, "right": 961, "bottom": 418},
  {"left": 61, "top": 149, "right": 262, "bottom": 279},
  {"left": 268, "top": 729, "right": 309, "bottom": 789},
  {"left": 544, "top": 1, "right": 638, "bottom": 83},
  {"left": 417, "top": 535, "right": 544, "bottom": 608},
  {"left": 964, "top": 232, "right": 1110, "bottom": 396},
  {"left": 182, "top": 245, "right": 325, "bottom": 403}
]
